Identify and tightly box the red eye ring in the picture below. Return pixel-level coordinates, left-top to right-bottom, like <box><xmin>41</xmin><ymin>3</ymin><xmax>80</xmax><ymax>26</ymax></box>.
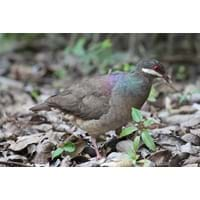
<box><xmin>153</xmin><ymin>65</ymin><xmax>160</xmax><ymax>71</ymax></box>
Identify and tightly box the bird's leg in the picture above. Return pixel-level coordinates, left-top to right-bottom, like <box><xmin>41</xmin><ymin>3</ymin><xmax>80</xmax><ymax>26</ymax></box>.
<box><xmin>91</xmin><ymin>137</ymin><xmax>102</xmax><ymax>160</ymax></box>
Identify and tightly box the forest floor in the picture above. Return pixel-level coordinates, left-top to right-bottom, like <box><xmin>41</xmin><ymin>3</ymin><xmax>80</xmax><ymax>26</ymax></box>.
<box><xmin>1</xmin><ymin>47</ymin><xmax>200</xmax><ymax>167</ymax></box>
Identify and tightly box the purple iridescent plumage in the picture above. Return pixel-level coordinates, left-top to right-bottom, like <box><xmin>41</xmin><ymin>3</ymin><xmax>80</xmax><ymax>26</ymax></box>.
<box><xmin>97</xmin><ymin>72</ymin><xmax>145</xmax><ymax>97</ymax></box>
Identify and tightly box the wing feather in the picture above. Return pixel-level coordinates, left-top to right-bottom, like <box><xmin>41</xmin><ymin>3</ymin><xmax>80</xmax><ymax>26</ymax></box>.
<box><xmin>46</xmin><ymin>77</ymin><xmax>112</xmax><ymax>120</ymax></box>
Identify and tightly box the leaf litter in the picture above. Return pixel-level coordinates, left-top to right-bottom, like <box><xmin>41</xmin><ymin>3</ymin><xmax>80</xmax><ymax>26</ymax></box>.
<box><xmin>1</xmin><ymin>56</ymin><xmax>200</xmax><ymax>167</ymax></box>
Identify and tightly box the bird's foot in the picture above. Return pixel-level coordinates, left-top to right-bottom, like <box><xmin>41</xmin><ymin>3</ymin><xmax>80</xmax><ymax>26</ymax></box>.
<box><xmin>95</xmin><ymin>151</ymin><xmax>103</xmax><ymax>160</ymax></box>
<box><xmin>91</xmin><ymin>138</ymin><xmax>103</xmax><ymax>160</ymax></box>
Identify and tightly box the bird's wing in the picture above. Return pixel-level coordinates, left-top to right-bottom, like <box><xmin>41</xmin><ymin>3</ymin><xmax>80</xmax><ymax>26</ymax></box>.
<box><xmin>46</xmin><ymin>76</ymin><xmax>114</xmax><ymax>120</ymax></box>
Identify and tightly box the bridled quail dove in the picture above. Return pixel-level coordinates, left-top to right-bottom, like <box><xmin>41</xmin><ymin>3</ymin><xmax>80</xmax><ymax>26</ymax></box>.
<box><xmin>30</xmin><ymin>59</ymin><xmax>169</xmax><ymax>159</ymax></box>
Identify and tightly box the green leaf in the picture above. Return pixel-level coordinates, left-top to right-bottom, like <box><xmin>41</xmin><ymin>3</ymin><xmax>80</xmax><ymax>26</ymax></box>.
<box><xmin>127</xmin><ymin>149</ymin><xmax>139</xmax><ymax>161</ymax></box>
<box><xmin>120</xmin><ymin>126</ymin><xmax>138</xmax><ymax>137</ymax></box>
<box><xmin>131</xmin><ymin>107</ymin><xmax>143</xmax><ymax>122</ymax></box>
<box><xmin>141</xmin><ymin>130</ymin><xmax>156</xmax><ymax>151</ymax></box>
<box><xmin>73</xmin><ymin>38</ymin><xmax>86</xmax><ymax>56</ymax></box>
<box><xmin>53</xmin><ymin>69</ymin><xmax>66</xmax><ymax>79</ymax></box>
<box><xmin>52</xmin><ymin>147</ymin><xmax>64</xmax><ymax>159</ymax></box>
<box><xmin>191</xmin><ymin>89</ymin><xmax>200</xmax><ymax>94</ymax></box>
<box><xmin>176</xmin><ymin>65</ymin><xmax>188</xmax><ymax>81</ymax></box>
<box><xmin>133</xmin><ymin>136</ymin><xmax>140</xmax><ymax>152</ymax></box>
<box><xmin>178</xmin><ymin>93</ymin><xmax>190</xmax><ymax>104</ymax></box>
<box><xmin>148</xmin><ymin>86</ymin><xmax>159</xmax><ymax>102</ymax></box>
<box><xmin>30</xmin><ymin>90</ymin><xmax>40</xmax><ymax>100</ymax></box>
<box><xmin>137</xmin><ymin>159</ymin><xmax>152</xmax><ymax>167</ymax></box>
<box><xmin>123</xmin><ymin>63</ymin><xmax>132</xmax><ymax>72</ymax></box>
<box><xmin>127</xmin><ymin>149</ymin><xmax>136</xmax><ymax>160</ymax></box>
<box><xmin>63</xmin><ymin>142</ymin><xmax>76</xmax><ymax>153</ymax></box>
<box><xmin>132</xmin><ymin>159</ymin><xmax>137</xmax><ymax>166</ymax></box>
<box><xmin>144</xmin><ymin>119</ymin><xmax>155</xmax><ymax>127</ymax></box>
<box><xmin>101</xmin><ymin>39</ymin><xmax>112</xmax><ymax>49</ymax></box>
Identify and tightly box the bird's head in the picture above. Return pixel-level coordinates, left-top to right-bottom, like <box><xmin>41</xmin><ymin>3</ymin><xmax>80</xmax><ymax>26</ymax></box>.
<box><xmin>136</xmin><ymin>59</ymin><xmax>169</xmax><ymax>83</ymax></box>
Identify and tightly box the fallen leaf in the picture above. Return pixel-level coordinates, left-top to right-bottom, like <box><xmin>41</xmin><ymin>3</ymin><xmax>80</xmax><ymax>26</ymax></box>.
<box><xmin>180</xmin><ymin>143</ymin><xmax>200</xmax><ymax>155</ymax></box>
<box><xmin>9</xmin><ymin>133</ymin><xmax>44</xmax><ymax>151</ymax></box>
<box><xmin>77</xmin><ymin>157</ymin><xmax>105</xmax><ymax>167</ymax></box>
<box><xmin>116</xmin><ymin>140</ymin><xmax>133</xmax><ymax>153</ymax></box>
<box><xmin>151</xmin><ymin>126</ymin><xmax>180</xmax><ymax>137</ymax></box>
<box><xmin>169</xmin><ymin>152</ymin><xmax>190</xmax><ymax>167</ymax></box>
<box><xmin>33</xmin><ymin>141</ymin><xmax>55</xmax><ymax>164</ymax></box>
<box><xmin>181</xmin><ymin>134</ymin><xmax>200</xmax><ymax>146</ymax></box>
<box><xmin>149</xmin><ymin>150</ymin><xmax>172</xmax><ymax>166</ymax></box>
<box><xmin>156</xmin><ymin>134</ymin><xmax>185</xmax><ymax>152</ymax></box>
<box><xmin>170</xmin><ymin>105</ymin><xmax>197</xmax><ymax>115</ymax></box>
<box><xmin>183</xmin><ymin>155</ymin><xmax>200</xmax><ymax>166</ymax></box>
<box><xmin>180</xmin><ymin>113</ymin><xmax>200</xmax><ymax>127</ymax></box>
<box><xmin>101</xmin><ymin>152</ymin><xmax>133</xmax><ymax>167</ymax></box>
<box><xmin>190</xmin><ymin>129</ymin><xmax>200</xmax><ymax>137</ymax></box>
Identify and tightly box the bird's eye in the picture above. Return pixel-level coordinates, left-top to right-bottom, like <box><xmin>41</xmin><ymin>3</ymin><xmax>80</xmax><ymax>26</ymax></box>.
<box><xmin>153</xmin><ymin>65</ymin><xmax>160</xmax><ymax>71</ymax></box>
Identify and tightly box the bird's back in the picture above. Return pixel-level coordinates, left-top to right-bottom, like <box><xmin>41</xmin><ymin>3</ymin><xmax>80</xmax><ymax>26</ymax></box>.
<box><xmin>30</xmin><ymin>71</ymin><xmax>152</xmax><ymax>136</ymax></box>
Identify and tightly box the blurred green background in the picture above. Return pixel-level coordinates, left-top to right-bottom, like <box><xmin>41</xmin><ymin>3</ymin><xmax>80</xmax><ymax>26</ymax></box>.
<box><xmin>0</xmin><ymin>33</ymin><xmax>200</xmax><ymax>84</ymax></box>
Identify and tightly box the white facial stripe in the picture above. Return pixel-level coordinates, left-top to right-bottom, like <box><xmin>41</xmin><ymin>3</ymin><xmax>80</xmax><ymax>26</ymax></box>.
<box><xmin>142</xmin><ymin>68</ymin><xmax>163</xmax><ymax>77</ymax></box>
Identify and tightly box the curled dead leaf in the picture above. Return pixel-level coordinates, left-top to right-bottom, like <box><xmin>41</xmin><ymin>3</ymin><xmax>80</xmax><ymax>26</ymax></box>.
<box><xmin>9</xmin><ymin>133</ymin><xmax>44</xmax><ymax>151</ymax></box>
<box><xmin>149</xmin><ymin>150</ymin><xmax>172</xmax><ymax>166</ymax></box>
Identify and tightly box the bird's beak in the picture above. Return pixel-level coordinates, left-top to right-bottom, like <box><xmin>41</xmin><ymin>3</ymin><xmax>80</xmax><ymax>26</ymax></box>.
<box><xmin>142</xmin><ymin>68</ymin><xmax>177</xmax><ymax>91</ymax></box>
<box><xmin>162</xmin><ymin>74</ymin><xmax>177</xmax><ymax>92</ymax></box>
<box><xmin>162</xmin><ymin>74</ymin><xmax>171</xmax><ymax>83</ymax></box>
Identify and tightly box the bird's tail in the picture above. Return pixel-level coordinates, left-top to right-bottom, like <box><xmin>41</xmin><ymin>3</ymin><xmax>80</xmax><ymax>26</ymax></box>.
<box><xmin>30</xmin><ymin>103</ymin><xmax>51</xmax><ymax>112</ymax></box>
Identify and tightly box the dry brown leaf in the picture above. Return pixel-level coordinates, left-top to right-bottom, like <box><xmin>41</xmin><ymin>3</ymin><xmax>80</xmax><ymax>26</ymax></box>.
<box><xmin>116</xmin><ymin>140</ymin><xmax>133</xmax><ymax>153</ymax></box>
<box><xmin>180</xmin><ymin>113</ymin><xmax>200</xmax><ymax>127</ymax></box>
<box><xmin>33</xmin><ymin>141</ymin><xmax>54</xmax><ymax>164</ymax></box>
<box><xmin>180</xmin><ymin>143</ymin><xmax>200</xmax><ymax>155</ymax></box>
<box><xmin>101</xmin><ymin>152</ymin><xmax>133</xmax><ymax>167</ymax></box>
<box><xmin>77</xmin><ymin>157</ymin><xmax>105</xmax><ymax>167</ymax></box>
<box><xmin>164</xmin><ymin>114</ymin><xmax>195</xmax><ymax>125</ymax></box>
<box><xmin>190</xmin><ymin>129</ymin><xmax>200</xmax><ymax>137</ymax></box>
<box><xmin>181</xmin><ymin>134</ymin><xmax>200</xmax><ymax>145</ymax></box>
<box><xmin>151</xmin><ymin>125</ymin><xmax>180</xmax><ymax>137</ymax></box>
<box><xmin>149</xmin><ymin>150</ymin><xmax>172</xmax><ymax>166</ymax></box>
<box><xmin>156</xmin><ymin>134</ymin><xmax>184</xmax><ymax>151</ymax></box>
<box><xmin>169</xmin><ymin>153</ymin><xmax>190</xmax><ymax>166</ymax></box>
<box><xmin>9</xmin><ymin>133</ymin><xmax>44</xmax><ymax>151</ymax></box>
<box><xmin>170</xmin><ymin>105</ymin><xmax>197</xmax><ymax>115</ymax></box>
<box><xmin>183</xmin><ymin>155</ymin><xmax>200</xmax><ymax>166</ymax></box>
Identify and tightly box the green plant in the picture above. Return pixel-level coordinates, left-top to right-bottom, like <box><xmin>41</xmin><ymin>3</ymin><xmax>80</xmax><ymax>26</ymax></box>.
<box><xmin>52</xmin><ymin>141</ymin><xmax>76</xmax><ymax>159</ymax></box>
<box><xmin>65</xmin><ymin>38</ymin><xmax>113</xmax><ymax>75</ymax></box>
<box><xmin>126</xmin><ymin>135</ymin><xmax>153</xmax><ymax>166</ymax></box>
<box><xmin>175</xmin><ymin>65</ymin><xmax>188</xmax><ymax>81</ymax></box>
<box><xmin>120</xmin><ymin>107</ymin><xmax>156</xmax><ymax>165</ymax></box>
<box><xmin>53</xmin><ymin>68</ymin><xmax>66</xmax><ymax>79</ymax></box>
<box><xmin>178</xmin><ymin>89</ymin><xmax>200</xmax><ymax>105</ymax></box>
<box><xmin>30</xmin><ymin>89</ymin><xmax>40</xmax><ymax>101</ymax></box>
<box><xmin>112</xmin><ymin>63</ymin><xmax>135</xmax><ymax>73</ymax></box>
<box><xmin>148</xmin><ymin>86</ymin><xmax>159</xmax><ymax>102</ymax></box>
<box><xmin>178</xmin><ymin>93</ymin><xmax>190</xmax><ymax>104</ymax></box>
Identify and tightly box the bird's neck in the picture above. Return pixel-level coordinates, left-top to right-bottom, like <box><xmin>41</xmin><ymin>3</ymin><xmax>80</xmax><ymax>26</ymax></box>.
<box><xmin>133</xmin><ymin>70</ymin><xmax>154</xmax><ymax>86</ymax></box>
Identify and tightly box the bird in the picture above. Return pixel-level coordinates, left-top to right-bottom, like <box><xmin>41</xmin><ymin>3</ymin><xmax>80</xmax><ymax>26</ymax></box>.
<box><xmin>30</xmin><ymin>59</ymin><xmax>169</xmax><ymax>159</ymax></box>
